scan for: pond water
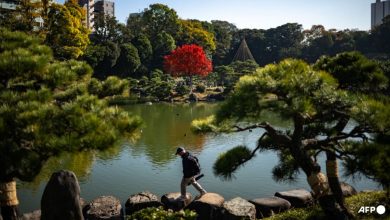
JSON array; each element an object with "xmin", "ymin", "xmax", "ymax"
[{"xmin": 17, "ymin": 103, "xmax": 380, "ymax": 213}]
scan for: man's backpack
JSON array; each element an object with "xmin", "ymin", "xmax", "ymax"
[{"xmin": 190, "ymin": 155, "xmax": 201, "ymax": 174}]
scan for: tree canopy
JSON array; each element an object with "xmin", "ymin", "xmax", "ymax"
[
  {"xmin": 192, "ymin": 58, "xmax": 390, "ymax": 218},
  {"xmin": 314, "ymin": 51, "xmax": 388, "ymax": 92},
  {"xmin": 0, "ymin": 28, "xmax": 141, "ymax": 182},
  {"xmin": 45, "ymin": 1, "xmax": 90, "ymax": 59},
  {"xmin": 164, "ymin": 44, "xmax": 212, "ymax": 78}
]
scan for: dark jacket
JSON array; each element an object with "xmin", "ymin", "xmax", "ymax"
[{"xmin": 181, "ymin": 152, "xmax": 200, "ymax": 178}]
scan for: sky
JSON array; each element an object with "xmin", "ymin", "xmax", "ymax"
[{"xmin": 58, "ymin": 0, "xmax": 374, "ymax": 31}]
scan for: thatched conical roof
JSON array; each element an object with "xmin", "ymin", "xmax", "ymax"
[{"xmin": 232, "ymin": 38, "xmax": 255, "ymax": 62}]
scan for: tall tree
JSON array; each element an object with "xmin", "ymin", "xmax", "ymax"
[
  {"xmin": 371, "ymin": 15, "xmax": 390, "ymax": 54},
  {"xmin": 45, "ymin": 1, "xmax": 90, "ymax": 59},
  {"xmin": 151, "ymin": 31, "xmax": 176, "ymax": 69},
  {"xmin": 142, "ymin": 4, "xmax": 180, "ymax": 37},
  {"xmin": 83, "ymin": 41, "xmax": 120, "ymax": 79},
  {"xmin": 192, "ymin": 59, "xmax": 390, "ymax": 219},
  {"xmin": 211, "ymin": 20, "xmax": 238, "ymax": 65},
  {"xmin": 314, "ymin": 51, "xmax": 388, "ymax": 93},
  {"xmin": 114, "ymin": 43, "xmax": 141, "ymax": 77},
  {"xmin": 92, "ymin": 13, "xmax": 121, "ymax": 44},
  {"xmin": 177, "ymin": 19, "xmax": 216, "ymax": 53},
  {"xmin": 164, "ymin": 44, "xmax": 212, "ymax": 91},
  {"xmin": 0, "ymin": 29, "xmax": 141, "ymax": 220}
]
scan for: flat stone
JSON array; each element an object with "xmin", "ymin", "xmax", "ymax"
[
  {"xmin": 249, "ymin": 197, "xmax": 291, "ymax": 218},
  {"xmin": 21, "ymin": 210, "xmax": 41, "ymax": 220},
  {"xmin": 221, "ymin": 197, "xmax": 256, "ymax": 220},
  {"xmin": 274, "ymin": 189, "xmax": 313, "ymax": 208},
  {"xmin": 84, "ymin": 196, "xmax": 122, "ymax": 220},
  {"xmin": 125, "ymin": 191, "xmax": 163, "ymax": 215},
  {"xmin": 187, "ymin": 193, "xmax": 225, "ymax": 220},
  {"xmin": 340, "ymin": 182, "xmax": 357, "ymax": 197},
  {"xmin": 161, "ymin": 192, "xmax": 192, "ymax": 211}
]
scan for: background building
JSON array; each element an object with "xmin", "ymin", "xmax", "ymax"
[
  {"xmin": 78, "ymin": 0, "xmax": 94, "ymax": 30},
  {"xmin": 94, "ymin": 0, "xmax": 114, "ymax": 17},
  {"xmin": 0, "ymin": 0, "xmax": 19, "ymax": 11},
  {"xmin": 77, "ymin": 0, "xmax": 115, "ymax": 31},
  {"xmin": 371, "ymin": 0, "xmax": 390, "ymax": 28},
  {"xmin": 0, "ymin": 0, "xmax": 52, "ymax": 30}
]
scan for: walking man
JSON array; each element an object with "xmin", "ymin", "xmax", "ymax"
[{"xmin": 175, "ymin": 147, "xmax": 207, "ymax": 199}]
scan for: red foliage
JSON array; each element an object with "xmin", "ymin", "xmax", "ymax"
[{"xmin": 163, "ymin": 44, "xmax": 212, "ymax": 77}]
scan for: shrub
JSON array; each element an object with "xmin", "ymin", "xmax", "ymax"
[
  {"xmin": 127, "ymin": 207, "xmax": 197, "ymax": 220},
  {"xmin": 175, "ymin": 83, "xmax": 190, "ymax": 96},
  {"xmin": 195, "ymin": 84, "xmax": 206, "ymax": 93}
]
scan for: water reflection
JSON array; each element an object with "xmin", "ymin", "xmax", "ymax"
[
  {"xmin": 20, "ymin": 143, "xmax": 133, "ymax": 190},
  {"xmin": 125, "ymin": 103, "xmax": 217, "ymax": 166}
]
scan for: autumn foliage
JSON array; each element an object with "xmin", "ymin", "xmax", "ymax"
[{"xmin": 163, "ymin": 44, "xmax": 212, "ymax": 78}]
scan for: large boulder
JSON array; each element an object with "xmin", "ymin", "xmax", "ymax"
[
  {"xmin": 249, "ymin": 197, "xmax": 291, "ymax": 218},
  {"xmin": 21, "ymin": 210, "xmax": 41, "ymax": 220},
  {"xmin": 220, "ymin": 197, "xmax": 256, "ymax": 220},
  {"xmin": 125, "ymin": 191, "xmax": 163, "ymax": 215},
  {"xmin": 187, "ymin": 193, "xmax": 224, "ymax": 220},
  {"xmin": 41, "ymin": 170, "xmax": 83, "ymax": 220},
  {"xmin": 340, "ymin": 182, "xmax": 357, "ymax": 197},
  {"xmin": 83, "ymin": 196, "xmax": 122, "ymax": 220},
  {"xmin": 161, "ymin": 192, "xmax": 192, "ymax": 211},
  {"xmin": 274, "ymin": 189, "xmax": 314, "ymax": 208}
]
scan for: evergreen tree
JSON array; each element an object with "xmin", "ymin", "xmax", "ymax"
[
  {"xmin": 0, "ymin": 29, "xmax": 141, "ymax": 219},
  {"xmin": 45, "ymin": 1, "xmax": 90, "ymax": 59},
  {"xmin": 192, "ymin": 59, "xmax": 390, "ymax": 219}
]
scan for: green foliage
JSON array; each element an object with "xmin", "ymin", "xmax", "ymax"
[
  {"xmin": 230, "ymin": 60, "xmax": 259, "ymax": 75},
  {"xmin": 271, "ymin": 150, "xmax": 301, "ymax": 182},
  {"xmin": 0, "ymin": 29, "xmax": 141, "ymax": 182},
  {"xmin": 343, "ymin": 139, "xmax": 390, "ymax": 191},
  {"xmin": 191, "ymin": 116, "xmax": 217, "ymax": 133},
  {"xmin": 371, "ymin": 15, "xmax": 390, "ymax": 54},
  {"xmin": 142, "ymin": 4, "xmax": 180, "ymax": 37},
  {"xmin": 314, "ymin": 51, "xmax": 388, "ymax": 92},
  {"xmin": 92, "ymin": 13, "xmax": 122, "ymax": 43},
  {"xmin": 88, "ymin": 76, "xmax": 130, "ymax": 98},
  {"xmin": 195, "ymin": 84, "xmax": 206, "ymax": 93},
  {"xmin": 175, "ymin": 83, "xmax": 190, "ymax": 96},
  {"xmin": 152, "ymin": 31, "xmax": 176, "ymax": 69},
  {"xmin": 265, "ymin": 191, "xmax": 389, "ymax": 220},
  {"xmin": 132, "ymin": 34, "xmax": 153, "ymax": 64},
  {"xmin": 216, "ymin": 59, "xmax": 345, "ymax": 123},
  {"xmin": 211, "ymin": 20, "xmax": 238, "ymax": 65},
  {"xmin": 177, "ymin": 19, "xmax": 216, "ymax": 53},
  {"xmin": 3, "ymin": 0, "xmax": 43, "ymax": 33},
  {"xmin": 200, "ymin": 58, "xmax": 389, "ymax": 194},
  {"xmin": 45, "ymin": 2, "xmax": 90, "ymax": 59},
  {"xmin": 128, "ymin": 207, "xmax": 197, "ymax": 220},
  {"xmin": 213, "ymin": 145, "xmax": 252, "ymax": 179},
  {"xmin": 114, "ymin": 43, "xmax": 141, "ymax": 77}
]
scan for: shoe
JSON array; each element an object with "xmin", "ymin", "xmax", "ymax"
[{"xmin": 196, "ymin": 191, "xmax": 207, "ymax": 199}]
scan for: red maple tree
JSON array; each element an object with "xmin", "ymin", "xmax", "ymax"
[{"xmin": 164, "ymin": 44, "xmax": 212, "ymax": 91}]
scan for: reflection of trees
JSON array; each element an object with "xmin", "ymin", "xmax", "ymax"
[
  {"xmin": 19, "ymin": 151, "xmax": 95, "ymax": 191},
  {"xmin": 125, "ymin": 103, "xmax": 218, "ymax": 165},
  {"xmin": 19, "ymin": 137, "xmax": 139, "ymax": 190}
]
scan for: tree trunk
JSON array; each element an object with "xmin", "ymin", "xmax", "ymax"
[
  {"xmin": 0, "ymin": 180, "xmax": 20, "ymax": 220},
  {"xmin": 326, "ymin": 151, "xmax": 355, "ymax": 219},
  {"xmin": 189, "ymin": 75, "xmax": 193, "ymax": 94},
  {"xmin": 288, "ymin": 144, "xmax": 349, "ymax": 219}
]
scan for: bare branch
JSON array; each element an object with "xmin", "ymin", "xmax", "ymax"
[{"xmin": 233, "ymin": 123, "xmax": 267, "ymax": 132}]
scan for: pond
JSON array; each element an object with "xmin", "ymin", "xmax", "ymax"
[{"xmin": 17, "ymin": 103, "xmax": 380, "ymax": 213}]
